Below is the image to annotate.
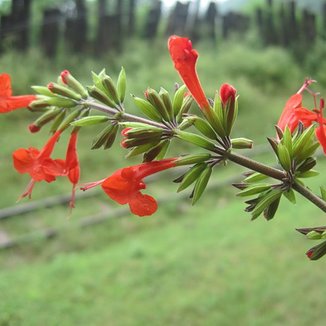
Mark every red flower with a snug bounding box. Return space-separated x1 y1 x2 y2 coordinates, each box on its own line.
168 36 210 112
220 83 236 106
12 131 66 199
65 131 80 208
316 104 326 154
81 158 177 216
0 73 36 113
277 94 317 133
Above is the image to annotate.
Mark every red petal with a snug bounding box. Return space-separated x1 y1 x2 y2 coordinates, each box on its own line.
0 73 12 97
316 125 326 154
12 147 39 173
220 83 236 105
129 192 158 216
101 170 134 204
277 94 303 131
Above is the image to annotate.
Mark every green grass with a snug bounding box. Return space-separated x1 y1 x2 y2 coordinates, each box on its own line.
0 39 325 325
0 178 325 325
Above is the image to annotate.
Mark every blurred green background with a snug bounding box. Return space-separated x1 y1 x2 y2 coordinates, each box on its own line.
0 0 325 325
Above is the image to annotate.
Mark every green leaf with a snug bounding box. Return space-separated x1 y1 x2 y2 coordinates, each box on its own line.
192 166 213 205
103 124 118 149
282 126 293 156
71 115 109 127
125 143 157 158
237 184 272 197
31 85 55 97
91 123 115 149
283 189 296 204
293 125 315 156
244 172 269 183
177 163 207 192
321 187 326 201
263 196 281 220
117 67 126 103
307 231 322 240
296 170 319 178
251 189 282 220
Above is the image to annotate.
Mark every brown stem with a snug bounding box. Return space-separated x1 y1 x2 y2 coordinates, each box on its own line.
84 99 326 214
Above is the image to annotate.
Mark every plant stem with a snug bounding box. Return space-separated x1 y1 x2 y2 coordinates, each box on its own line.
292 182 326 213
85 99 326 214
226 152 286 180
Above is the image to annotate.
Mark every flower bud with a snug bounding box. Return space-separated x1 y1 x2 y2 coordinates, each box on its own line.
87 86 116 108
102 76 120 105
231 137 253 149
146 88 170 121
60 70 88 98
220 83 236 106
47 82 82 101
28 124 41 133
29 107 62 133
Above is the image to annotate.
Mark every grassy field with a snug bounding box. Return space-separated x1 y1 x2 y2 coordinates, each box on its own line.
0 39 325 325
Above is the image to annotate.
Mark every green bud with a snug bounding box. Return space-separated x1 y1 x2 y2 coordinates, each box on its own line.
178 116 196 130
117 67 126 103
125 143 158 158
50 109 66 132
103 124 119 149
146 88 170 121
192 166 213 205
87 86 116 107
102 76 120 104
30 107 61 130
48 82 82 101
175 153 211 166
282 127 293 156
125 128 163 140
71 115 109 127
176 95 193 122
293 125 315 157
277 143 292 171
193 117 217 140
132 96 162 122
306 240 326 260
173 84 187 116
31 86 55 97
28 99 50 110
61 70 88 98
143 140 168 162
321 231 326 239
297 157 316 173
176 130 216 151
46 96 77 108
57 109 82 131
231 137 253 149
159 87 173 119
205 109 227 138
91 123 116 149
120 122 162 130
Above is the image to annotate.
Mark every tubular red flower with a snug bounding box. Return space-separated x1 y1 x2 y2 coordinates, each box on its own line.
168 35 210 111
65 130 80 208
0 73 36 113
12 131 66 198
220 83 236 106
81 158 177 216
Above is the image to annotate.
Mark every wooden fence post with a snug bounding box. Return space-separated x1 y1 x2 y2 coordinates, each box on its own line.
127 0 136 35
65 0 88 52
143 0 161 40
166 1 190 36
40 8 62 57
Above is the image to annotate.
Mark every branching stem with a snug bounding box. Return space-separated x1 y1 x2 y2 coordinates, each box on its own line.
85 99 326 214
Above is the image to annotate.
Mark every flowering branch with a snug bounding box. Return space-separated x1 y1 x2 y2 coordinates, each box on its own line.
0 36 325 260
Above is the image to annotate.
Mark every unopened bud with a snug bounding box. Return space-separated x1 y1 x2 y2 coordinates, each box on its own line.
102 76 120 104
231 137 253 149
220 83 236 106
28 124 41 133
87 86 116 108
47 82 82 101
60 70 88 98
146 88 170 121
